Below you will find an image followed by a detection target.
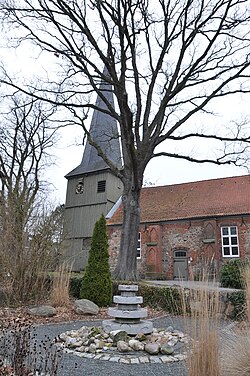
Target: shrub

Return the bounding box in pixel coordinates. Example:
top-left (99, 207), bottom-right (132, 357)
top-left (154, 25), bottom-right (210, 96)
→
top-left (70, 275), bottom-right (83, 298)
top-left (228, 290), bottom-right (246, 320)
top-left (112, 282), bottom-right (184, 315)
top-left (0, 319), bottom-right (62, 375)
top-left (80, 214), bottom-right (112, 306)
top-left (139, 284), bottom-right (184, 315)
top-left (220, 259), bottom-right (247, 289)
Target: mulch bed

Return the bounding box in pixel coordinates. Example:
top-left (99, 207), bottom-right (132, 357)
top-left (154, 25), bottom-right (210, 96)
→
top-left (0, 305), bottom-right (167, 327)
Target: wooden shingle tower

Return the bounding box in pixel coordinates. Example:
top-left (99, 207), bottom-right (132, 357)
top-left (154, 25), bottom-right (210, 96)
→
top-left (63, 71), bottom-right (122, 271)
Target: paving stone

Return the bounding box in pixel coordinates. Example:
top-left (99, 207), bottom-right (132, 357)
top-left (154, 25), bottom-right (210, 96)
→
top-left (82, 353), bottom-right (95, 359)
top-left (119, 358), bottom-right (131, 364)
top-left (109, 356), bottom-right (120, 362)
top-left (174, 353), bottom-right (187, 361)
top-left (139, 356), bottom-right (150, 363)
top-left (130, 358), bottom-right (140, 364)
top-left (93, 354), bottom-right (103, 360)
top-left (149, 356), bottom-right (162, 363)
top-left (161, 355), bottom-right (176, 363)
top-left (101, 355), bottom-right (111, 361)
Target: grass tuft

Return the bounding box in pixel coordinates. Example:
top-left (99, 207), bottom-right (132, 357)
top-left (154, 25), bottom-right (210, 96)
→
top-left (181, 272), bottom-right (221, 376)
top-left (50, 262), bottom-right (72, 307)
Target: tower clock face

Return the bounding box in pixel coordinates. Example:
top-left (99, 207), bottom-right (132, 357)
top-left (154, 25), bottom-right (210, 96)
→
top-left (75, 181), bottom-right (84, 194)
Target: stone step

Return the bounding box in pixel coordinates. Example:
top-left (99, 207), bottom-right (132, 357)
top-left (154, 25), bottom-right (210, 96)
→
top-left (113, 296), bottom-right (143, 305)
top-left (108, 307), bottom-right (148, 319)
top-left (102, 319), bottom-right (153, 335)
top-left (118, 285), bottom-right (138, 292)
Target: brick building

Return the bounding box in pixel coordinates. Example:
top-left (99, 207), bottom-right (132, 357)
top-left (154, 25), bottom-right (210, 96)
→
top-left (107, 175), bottom-right (250, 280)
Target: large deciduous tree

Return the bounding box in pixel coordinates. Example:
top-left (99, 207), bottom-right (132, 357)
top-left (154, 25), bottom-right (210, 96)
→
top-left (1, 0), bottom-right (250, 280)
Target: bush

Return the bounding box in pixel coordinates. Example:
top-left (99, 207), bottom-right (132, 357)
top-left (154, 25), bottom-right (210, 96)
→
top-left (112, 281), bottom-right (184, 315)
top-left (139, 284), bottom-right (184, 315)
top-left (80, 214), bottom-right (112, 306)
top-left (70, 275), bottom-right (83, 298)
top-left (220, 259), bottom-right (247, 289)
top-left (228, 290), bottom-right (246, 320)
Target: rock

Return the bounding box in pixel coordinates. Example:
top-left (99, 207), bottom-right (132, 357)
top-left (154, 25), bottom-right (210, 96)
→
top-left (69, 330), bottom-right (81, 338)
top-left (89, 343), bottom-right (96, 353)
top-left (78, 326), bottom-right (89, 336)
top-left (95, 340), bottom-right (106, 349)
top-left (166, 326), bottom-right (174, 332)
top-left (172, 330), bottom-right (184, 338)
top-left (27, 305), bottom-right (56, 317)
top-left (58, 333), bottom-right (68, 342)
top-left (66, 337), bottom-right (79, 348)
top-left (144, 342), bottom-right (160, 355)
top-left (77, 346), bottom-right (86, 352)
top-left (109, 330), bottom-right (128, 343)
top-left (74, 299), bottom-right (99, 315)
top-left (117, 340), bottom-right (131, 352)
top-left (87, 337), bottom-right (95, 345)
top-left (168, 338), bottom-right (178, 347)
top-left (69, 340), bottom-right (83, 348)
top-left (128, 339), bottom-right (144, 351)
top-left (160, 344), bottom-right (174, 355)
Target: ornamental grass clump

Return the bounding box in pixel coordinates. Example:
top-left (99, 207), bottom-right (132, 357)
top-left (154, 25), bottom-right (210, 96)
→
top-left (182, 272), bottom-right (222, 376)
top-left (221, 264), bottom-right (250, 376)
top-left (80, 214), bottom-right (112, 307)
top-left (50, 262), bottom-right (72, 307)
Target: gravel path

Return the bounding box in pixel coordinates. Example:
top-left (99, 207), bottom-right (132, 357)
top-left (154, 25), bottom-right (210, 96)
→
top-left (33, 316), bottom-right (188, 376)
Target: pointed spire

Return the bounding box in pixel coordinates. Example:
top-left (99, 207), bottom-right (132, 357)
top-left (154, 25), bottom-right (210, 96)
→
top-left (65, 67), bottom-right (122, 178)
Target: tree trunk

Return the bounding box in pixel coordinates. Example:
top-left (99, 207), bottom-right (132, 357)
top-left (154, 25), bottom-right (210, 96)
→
top-left (113, 182), bottom-right (141, 281)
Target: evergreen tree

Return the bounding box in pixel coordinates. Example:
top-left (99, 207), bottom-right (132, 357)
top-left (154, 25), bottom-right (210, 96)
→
top-left (80, 214), bottom-right (112, 306)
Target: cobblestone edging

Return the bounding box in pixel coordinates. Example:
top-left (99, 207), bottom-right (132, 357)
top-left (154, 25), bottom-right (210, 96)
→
top-left (63, 347), bottom-right (188, 364)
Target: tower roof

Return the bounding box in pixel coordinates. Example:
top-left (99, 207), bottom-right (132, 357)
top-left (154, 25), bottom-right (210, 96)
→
top-left (65, 70), bottom-right (122, 179)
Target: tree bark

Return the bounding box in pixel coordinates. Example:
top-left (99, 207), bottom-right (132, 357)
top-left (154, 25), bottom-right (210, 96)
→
top-left (113, 181), bottom-right (141, 281)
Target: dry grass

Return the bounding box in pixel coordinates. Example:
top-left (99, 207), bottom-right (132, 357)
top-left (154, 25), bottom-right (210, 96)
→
top-left (221, 330), bottom-right (250, 376)
top-left (221, 264), bottom-right (250, 376)
top-left (182, 273), bottom-right (221, 376)
top-left (0, 246), bottom-right (53, 306)
top-left (50, 262), bottom-right (72, 307)
top-left (243, 265), bottom-right (250, 321)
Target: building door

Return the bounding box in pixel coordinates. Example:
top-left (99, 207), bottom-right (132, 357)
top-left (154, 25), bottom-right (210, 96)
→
top-left (174, 251), bottom-right (188, 280)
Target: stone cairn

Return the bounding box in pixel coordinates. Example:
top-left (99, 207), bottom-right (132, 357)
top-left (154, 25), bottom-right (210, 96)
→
top-left (56, 284), bottom-right (189, 363)
top-left (102, 284), bottom-right (153, 335)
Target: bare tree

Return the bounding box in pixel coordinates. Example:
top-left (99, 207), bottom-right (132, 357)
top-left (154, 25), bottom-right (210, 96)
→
top-left (0, 93), bottom-right (60, 302)
top-left (1, 0), bottom-right (250, 280)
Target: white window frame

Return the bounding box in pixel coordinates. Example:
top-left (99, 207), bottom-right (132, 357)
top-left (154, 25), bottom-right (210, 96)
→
top-left (137, 232), bottom-right (141, 259)
top-left (221, 226), bottom-right (239, 258)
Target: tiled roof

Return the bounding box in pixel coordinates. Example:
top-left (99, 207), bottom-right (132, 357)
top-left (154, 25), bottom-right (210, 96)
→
top-left (108, 175), bottom-right (250, 225)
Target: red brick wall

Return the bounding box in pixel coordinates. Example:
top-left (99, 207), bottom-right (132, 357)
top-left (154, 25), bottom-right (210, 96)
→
top-left (108, 215), bottom-right (250, 280)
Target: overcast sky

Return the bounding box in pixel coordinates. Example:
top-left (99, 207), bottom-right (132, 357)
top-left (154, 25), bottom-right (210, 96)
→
top-left (46, 122), bottom-right (248, 205)
top-left (1, 24), bottom-right (249, 205)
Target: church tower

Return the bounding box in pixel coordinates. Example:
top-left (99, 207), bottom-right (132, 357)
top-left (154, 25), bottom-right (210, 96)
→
top-left (63, 72), bottom-right (122, 271)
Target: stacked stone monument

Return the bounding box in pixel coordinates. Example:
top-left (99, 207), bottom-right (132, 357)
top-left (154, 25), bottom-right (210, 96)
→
top-left (102, 284), bottom-right (153, 335)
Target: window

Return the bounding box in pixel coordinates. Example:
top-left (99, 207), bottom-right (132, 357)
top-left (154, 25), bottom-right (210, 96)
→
top-left (221, 226), bottom-right (239, 257)
top-left (137, 232), bottom-right (141, 259)
top-left (174, 251), bottom-right (187, 258)
top-left (97, 180), bottom-right (106, 193)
